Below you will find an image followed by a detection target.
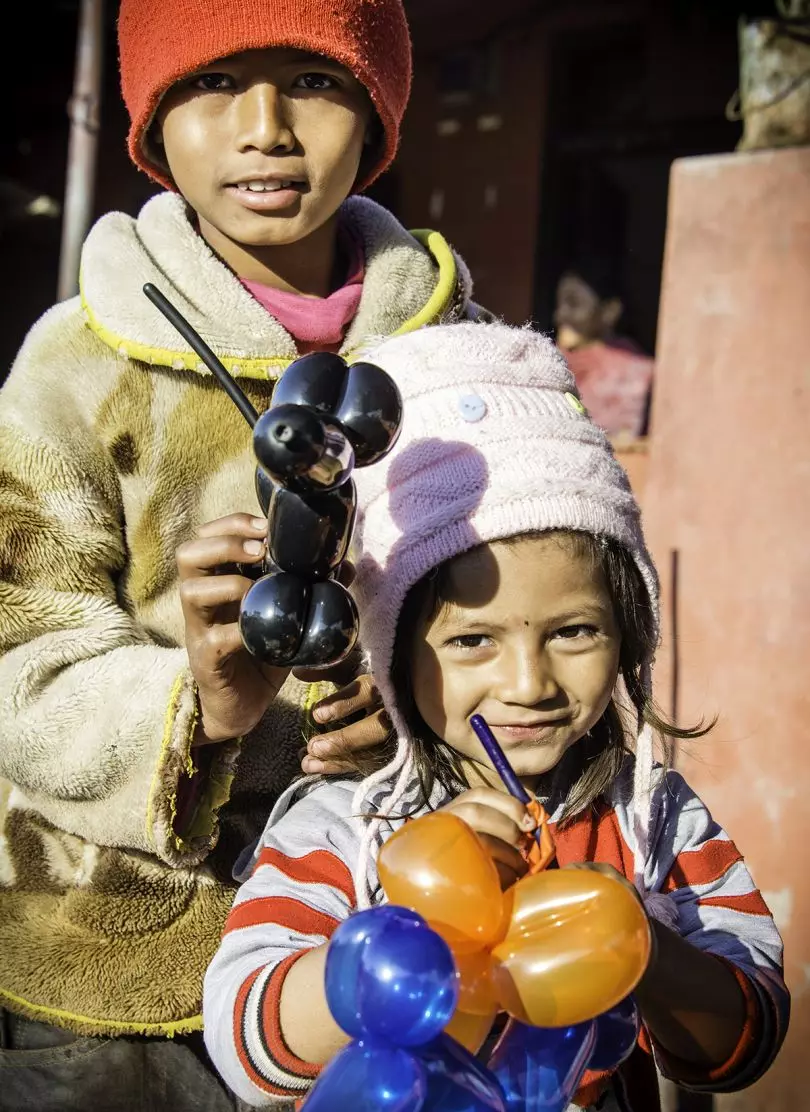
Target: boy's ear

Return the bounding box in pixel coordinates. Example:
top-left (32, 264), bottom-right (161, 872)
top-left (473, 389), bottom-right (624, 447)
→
top-left (142, 121), bottom-right (173, 181)
top-left (356, 114), bottom-right (385, 187)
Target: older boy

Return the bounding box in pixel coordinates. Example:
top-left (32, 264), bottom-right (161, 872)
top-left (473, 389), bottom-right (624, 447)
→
top-left (0, 1), bottom-right (486, 1108)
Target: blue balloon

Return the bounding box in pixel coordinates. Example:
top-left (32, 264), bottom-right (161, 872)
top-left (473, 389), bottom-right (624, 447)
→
top-left (324, 905), bottom-right (410, 1037)
top-left (325, 905), bottom-right (459, 1047)
top-left (488, 1020), bottom-right (596, 1112)
top-left (301, 1040), bottom-right (427, 1112)
top-left (588, 996), bottom-right (640, 1072)
top-left (421, 1033), bottom-right (507, 1111)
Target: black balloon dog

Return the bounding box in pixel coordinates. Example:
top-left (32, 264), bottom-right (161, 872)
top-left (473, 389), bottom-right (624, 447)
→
top-left (143, 283), bottom-right (403, 669)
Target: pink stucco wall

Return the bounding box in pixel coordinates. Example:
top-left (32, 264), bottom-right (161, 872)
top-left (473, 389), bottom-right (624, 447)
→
top-left (641, 147), bottom-right (810, 1109)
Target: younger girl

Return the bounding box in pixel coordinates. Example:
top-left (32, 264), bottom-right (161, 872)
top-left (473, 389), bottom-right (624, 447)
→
top-left (203, 323), bottom-right (789, 1110)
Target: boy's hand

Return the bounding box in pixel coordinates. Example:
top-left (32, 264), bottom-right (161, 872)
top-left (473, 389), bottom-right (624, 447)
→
top-left (300, 673), bottom-right (392, 775)
top-left (177, 513), bottom-right (289, 745)
top-left (440, 787), bottom-right (535, 890)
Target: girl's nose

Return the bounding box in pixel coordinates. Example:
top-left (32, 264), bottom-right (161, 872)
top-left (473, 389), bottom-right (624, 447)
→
top-left (495, 647), bottom-right (561, 706)
top-left (234, 83), bottom-right (295, 154)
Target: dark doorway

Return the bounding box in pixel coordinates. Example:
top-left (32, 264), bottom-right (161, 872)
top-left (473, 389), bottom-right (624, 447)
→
top-left (533, 3), bottom-right (749, 355)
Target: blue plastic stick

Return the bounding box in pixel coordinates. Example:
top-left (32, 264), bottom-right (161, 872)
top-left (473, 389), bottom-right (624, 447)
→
top-left (469, 714), bottom-right (532, 804)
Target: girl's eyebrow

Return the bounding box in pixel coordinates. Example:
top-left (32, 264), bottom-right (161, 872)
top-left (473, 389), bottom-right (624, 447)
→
top-left (434, 602), bottom-right (611, 631)
top-left (546, 605), bottom-right (611, 624)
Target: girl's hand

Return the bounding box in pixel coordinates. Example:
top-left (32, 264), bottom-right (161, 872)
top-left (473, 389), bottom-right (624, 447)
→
top-left (301, 673), bottom-right (392, 775)
top-left (565, 860), bottom-right (642, 900)
top-left (177, 513), bottom-right (289, 744)
top-left (440, 787), bottom-right (535, 890)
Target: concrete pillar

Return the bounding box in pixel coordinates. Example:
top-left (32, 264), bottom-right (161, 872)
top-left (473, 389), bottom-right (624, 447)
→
top-left (643, 147), bottom-right (810, 1110)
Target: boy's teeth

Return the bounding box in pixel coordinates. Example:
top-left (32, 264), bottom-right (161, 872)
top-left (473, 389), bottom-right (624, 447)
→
top-left (237, 181), bottom-right (292, 192)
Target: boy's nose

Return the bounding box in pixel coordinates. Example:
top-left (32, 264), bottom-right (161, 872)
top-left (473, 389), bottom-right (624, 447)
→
top-left (235, 83), bottom-right (295, 154)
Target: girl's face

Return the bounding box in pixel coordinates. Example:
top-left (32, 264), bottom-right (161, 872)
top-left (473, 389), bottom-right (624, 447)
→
top-left (156, 48), bottom-right (373, 269)
top-left (410, 534), bottom-right (621, 788)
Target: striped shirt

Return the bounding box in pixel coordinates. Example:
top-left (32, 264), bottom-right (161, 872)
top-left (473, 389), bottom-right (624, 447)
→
top-left (202, 764), bottom-right (788, 1110)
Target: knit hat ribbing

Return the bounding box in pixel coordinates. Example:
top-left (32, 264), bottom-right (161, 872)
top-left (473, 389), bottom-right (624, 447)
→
top-left (350, 323), bottom-right (661, 904)
top-left (117, 0), bottom-right (412, 192)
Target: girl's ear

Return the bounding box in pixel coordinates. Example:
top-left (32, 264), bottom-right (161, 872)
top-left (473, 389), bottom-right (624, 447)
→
top-left (600, 296), bottom-right (624, 332)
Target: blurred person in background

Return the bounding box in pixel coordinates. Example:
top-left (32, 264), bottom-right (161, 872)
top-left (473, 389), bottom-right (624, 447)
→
top-left (555, 258), bottom-right (654, 439)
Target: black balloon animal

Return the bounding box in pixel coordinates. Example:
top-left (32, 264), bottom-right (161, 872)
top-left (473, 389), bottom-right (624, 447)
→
top-left (143, 283), bottom-right (402, 668)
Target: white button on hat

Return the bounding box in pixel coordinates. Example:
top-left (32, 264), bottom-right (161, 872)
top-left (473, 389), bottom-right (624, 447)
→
top-left (458, 393), bottom-right (487, 422)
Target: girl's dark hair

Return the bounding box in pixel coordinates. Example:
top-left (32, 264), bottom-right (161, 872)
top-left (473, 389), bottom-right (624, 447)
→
top-left (347, 530), bottom-right (711, 824)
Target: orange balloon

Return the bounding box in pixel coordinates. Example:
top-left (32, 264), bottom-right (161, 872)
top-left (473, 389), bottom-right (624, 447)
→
top-left (444, 1006), bottom-right (498, 1054)
top-left (490, 868), bottom-right (652, 1027)
top-left (451, 947), bottom-right (499, 1015)
top-left (377, 812), bottom-right (506, 950)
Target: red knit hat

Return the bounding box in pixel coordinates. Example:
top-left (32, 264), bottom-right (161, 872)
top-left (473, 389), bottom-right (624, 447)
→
top-left (118, 0), bottom-right (412, 192)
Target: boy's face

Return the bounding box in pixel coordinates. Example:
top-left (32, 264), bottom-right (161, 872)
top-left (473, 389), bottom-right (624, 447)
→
top-left (155, 48), bottom-right (373, 265)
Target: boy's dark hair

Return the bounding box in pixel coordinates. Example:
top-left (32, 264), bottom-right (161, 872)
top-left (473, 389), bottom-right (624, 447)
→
top-left (342, 530), bottom-right (710, 822)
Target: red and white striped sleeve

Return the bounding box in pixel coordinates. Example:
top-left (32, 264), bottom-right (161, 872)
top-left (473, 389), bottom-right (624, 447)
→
top-left (645, 771), bottom-right (790, 1092)
top-left (202, 779), bottom-right (362, 1107)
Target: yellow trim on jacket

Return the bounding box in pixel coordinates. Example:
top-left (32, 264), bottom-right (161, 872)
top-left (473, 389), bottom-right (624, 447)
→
top-left (80, 228), bottom-right (457, 378)
top-left (0, 986), bottom-right (203, 1037)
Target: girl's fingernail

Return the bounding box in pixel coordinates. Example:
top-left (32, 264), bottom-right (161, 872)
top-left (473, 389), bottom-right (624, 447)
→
top-left (521, 814), bottom-right (537, 831)
top-left (243, 539), bottom-right (264, 555)
top-left (312, 706), bottom-right (332, 724)
top-left (251, 518), bottom-right (266, 530)
top-left (309, 741), bottom-right (331, 758)
top-left (302, 757), bottom-right (325, 774)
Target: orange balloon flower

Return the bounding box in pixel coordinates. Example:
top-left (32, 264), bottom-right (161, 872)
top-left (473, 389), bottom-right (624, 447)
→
top-left (377, 810), bottom-right (650, 1050)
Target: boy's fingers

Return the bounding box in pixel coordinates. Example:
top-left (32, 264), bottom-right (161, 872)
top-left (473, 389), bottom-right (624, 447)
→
top-left (305, 707), bottom-right (392, 763)
top-left (179, 574), bottom-right (254, 615)
top-left (196, 514), bottom-right (267, 539)
top-left (176, 535), bottom-right (265, 580)
top-left (310, 674), bottom-right (382, 724)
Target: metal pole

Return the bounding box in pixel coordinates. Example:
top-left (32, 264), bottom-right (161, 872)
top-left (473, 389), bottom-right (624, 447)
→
top-left (57, 0), bottom-right (104, 301)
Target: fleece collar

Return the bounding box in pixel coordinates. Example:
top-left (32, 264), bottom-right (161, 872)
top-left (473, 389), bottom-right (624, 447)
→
top-left (79, 193), bottom-right (465, 380)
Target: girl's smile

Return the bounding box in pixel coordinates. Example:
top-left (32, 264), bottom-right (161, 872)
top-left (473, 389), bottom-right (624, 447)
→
top-left (409, 533), bottom-right (622, 789)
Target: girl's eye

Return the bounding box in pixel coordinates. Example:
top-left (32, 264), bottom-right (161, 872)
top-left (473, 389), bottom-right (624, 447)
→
top-left (193, 72), bottom-right (235, 91)
top-left (447, 634), bottom-right (492, 651)
top-left (294, 72), bottom-right (338, 91)
top-left (553, 624), bottom-right (598, 641)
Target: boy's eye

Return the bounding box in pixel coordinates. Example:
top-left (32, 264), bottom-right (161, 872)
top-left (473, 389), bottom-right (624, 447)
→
top-left (294, 72), bottom-right (338, 91)
top-left (193, 72), bottom-right (235, 92)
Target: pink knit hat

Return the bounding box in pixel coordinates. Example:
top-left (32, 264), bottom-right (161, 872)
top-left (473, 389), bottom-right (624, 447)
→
top-left (350, 322), bottom-right (663, 908)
